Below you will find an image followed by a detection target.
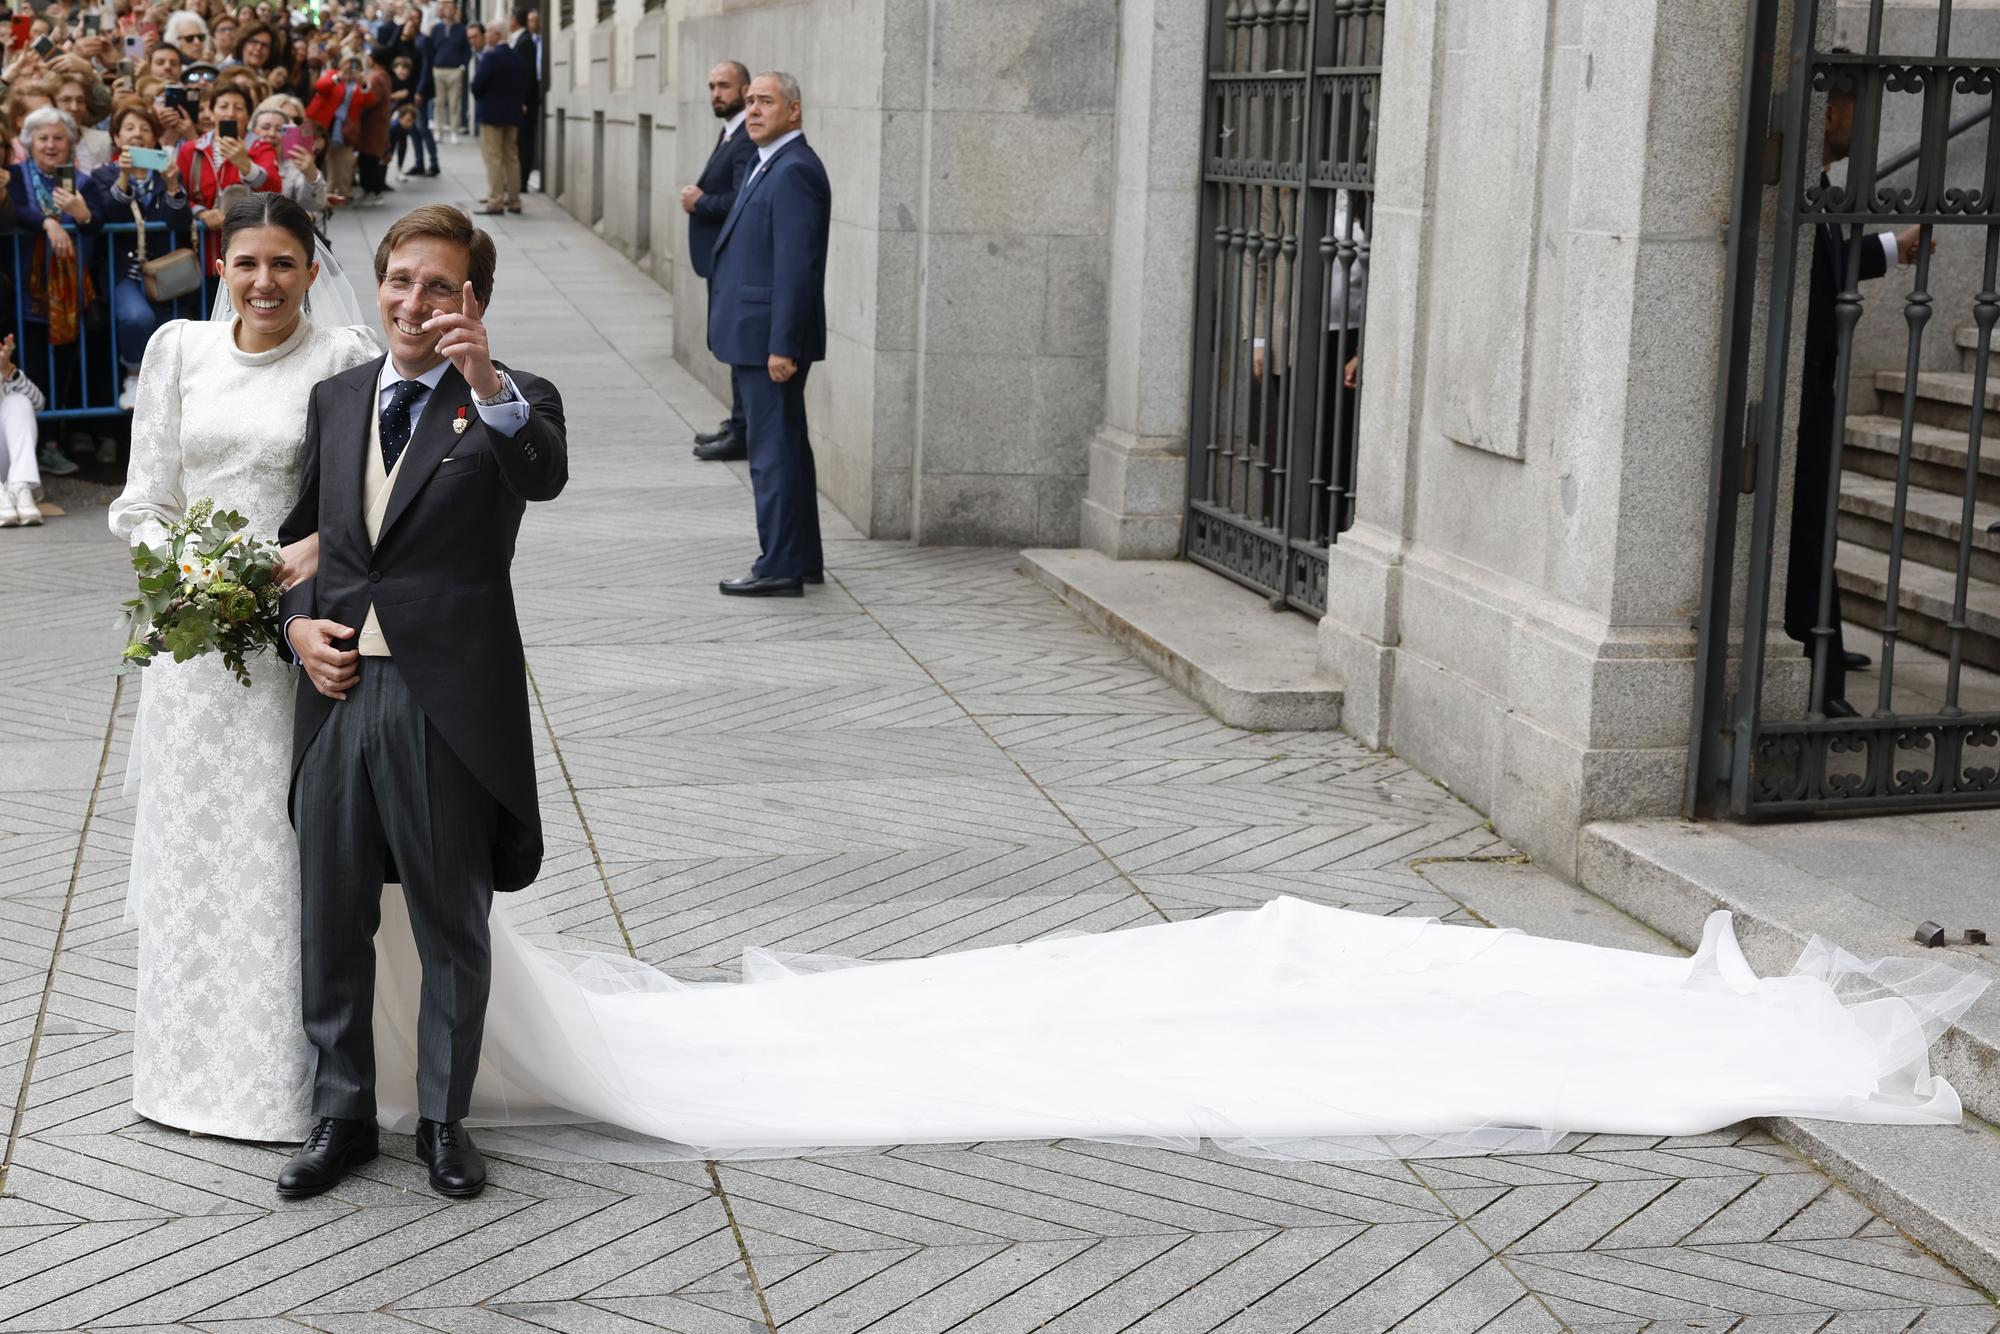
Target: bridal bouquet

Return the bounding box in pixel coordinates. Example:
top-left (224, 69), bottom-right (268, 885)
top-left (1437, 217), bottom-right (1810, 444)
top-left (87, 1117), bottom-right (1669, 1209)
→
top-left (118, 498), bottom-right (286, 686)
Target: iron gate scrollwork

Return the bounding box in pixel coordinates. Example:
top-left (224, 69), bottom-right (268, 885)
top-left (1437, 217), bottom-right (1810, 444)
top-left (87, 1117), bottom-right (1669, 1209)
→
top-left (1690, 0), bottom-right (2000, 817)
top-left (1184, 0), bottom-right (1380, 617)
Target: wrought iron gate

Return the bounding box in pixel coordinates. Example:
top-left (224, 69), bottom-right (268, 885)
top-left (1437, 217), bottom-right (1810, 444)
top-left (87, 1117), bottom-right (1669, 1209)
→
top-left (1183, 0), bottom-right (1380, 617)
top-left (1689, 0), bottom-right (2000, 816)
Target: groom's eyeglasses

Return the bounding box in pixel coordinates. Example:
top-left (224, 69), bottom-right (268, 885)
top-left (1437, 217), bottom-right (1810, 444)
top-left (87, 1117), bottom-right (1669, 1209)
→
top-left (379, 274), bottom-right (462, 306)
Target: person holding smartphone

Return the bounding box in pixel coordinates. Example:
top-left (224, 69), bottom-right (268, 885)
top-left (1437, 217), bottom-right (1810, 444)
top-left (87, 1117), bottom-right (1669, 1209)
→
top-left (251, 96), bottom-right (322, 213)
top-left (7, 105), bottom-right (102, 437)
top-left (173, 80), bottom-right (277, 257)
top-left (87, 102), bottom-right (187, 409)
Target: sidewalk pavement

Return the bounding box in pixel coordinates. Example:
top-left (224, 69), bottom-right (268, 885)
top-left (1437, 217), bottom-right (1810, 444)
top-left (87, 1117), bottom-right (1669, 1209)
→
top-left (2, 145), bottom-right (1996, 1332)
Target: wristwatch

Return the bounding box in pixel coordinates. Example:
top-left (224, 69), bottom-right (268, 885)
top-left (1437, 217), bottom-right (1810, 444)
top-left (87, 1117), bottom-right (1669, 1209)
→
top-left (473, 380), bottom-right (515, 407)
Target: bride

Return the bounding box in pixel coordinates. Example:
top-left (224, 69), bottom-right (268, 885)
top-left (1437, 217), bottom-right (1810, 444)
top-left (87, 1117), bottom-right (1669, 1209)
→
top-left (111, 199), bottom-right (1988, 1183)
top-left (111, 195), bottom-right (378, 1141)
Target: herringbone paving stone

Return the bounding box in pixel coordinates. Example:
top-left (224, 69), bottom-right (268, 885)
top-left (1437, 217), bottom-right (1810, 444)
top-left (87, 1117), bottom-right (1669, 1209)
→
top-left (4, 153), bottom-right (1995, 1333)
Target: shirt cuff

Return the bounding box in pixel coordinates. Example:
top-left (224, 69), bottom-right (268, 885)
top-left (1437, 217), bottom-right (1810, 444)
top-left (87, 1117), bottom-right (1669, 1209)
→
top-left (282, 613), bottom-right (308, 665)
top-left (473, 370), bottom-right (531, 437)
top-left (1882, 231), bottom-right (1902, 269)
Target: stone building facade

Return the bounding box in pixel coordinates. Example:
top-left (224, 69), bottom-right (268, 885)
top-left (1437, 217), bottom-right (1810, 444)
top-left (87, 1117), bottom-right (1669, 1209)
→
top-left (537, 0), bottom-right (1996, 875)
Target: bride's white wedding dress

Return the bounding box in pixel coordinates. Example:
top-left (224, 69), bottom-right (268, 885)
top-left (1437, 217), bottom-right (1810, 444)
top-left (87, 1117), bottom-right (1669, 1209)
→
top-left (114, 321), bottom-right (1987, 1159)
top-left (112, 316), bottom-right (383, 1140)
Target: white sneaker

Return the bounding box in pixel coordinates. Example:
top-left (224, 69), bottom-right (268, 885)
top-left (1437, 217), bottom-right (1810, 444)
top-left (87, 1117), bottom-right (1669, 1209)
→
top-left (0, 485), bottom-right (17, 527)
top-left (10, 483), bottom-right (39, 526)
top-left (119, 372), bottom-right (139, 411)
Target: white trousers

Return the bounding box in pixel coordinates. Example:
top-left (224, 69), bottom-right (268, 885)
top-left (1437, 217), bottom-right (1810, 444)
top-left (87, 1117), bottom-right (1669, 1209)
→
top-left (1, 395), bottom-right (38, 489)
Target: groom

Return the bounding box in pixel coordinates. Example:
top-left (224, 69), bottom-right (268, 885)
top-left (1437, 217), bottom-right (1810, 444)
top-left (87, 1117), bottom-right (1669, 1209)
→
top-left (275, 205), bottom-right (568, 1200)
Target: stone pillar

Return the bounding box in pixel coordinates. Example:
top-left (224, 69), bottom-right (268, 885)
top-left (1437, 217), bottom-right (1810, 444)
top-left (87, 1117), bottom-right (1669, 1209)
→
top-left (1079, 0), bottom-right (1207, 559)
top-left (1317, 0), bottom-right (1751, 879)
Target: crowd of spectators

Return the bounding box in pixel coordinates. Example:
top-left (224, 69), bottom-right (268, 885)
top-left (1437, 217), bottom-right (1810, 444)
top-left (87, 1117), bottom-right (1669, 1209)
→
top-left (0, 0), bottom-right (544, 529)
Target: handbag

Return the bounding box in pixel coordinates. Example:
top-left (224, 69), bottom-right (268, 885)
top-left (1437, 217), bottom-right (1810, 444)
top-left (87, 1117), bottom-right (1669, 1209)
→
top-left (131, 198), bottom-right (201, 303)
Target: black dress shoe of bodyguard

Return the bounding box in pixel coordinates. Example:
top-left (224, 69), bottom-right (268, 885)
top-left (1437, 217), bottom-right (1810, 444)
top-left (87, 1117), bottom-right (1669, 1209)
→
top-left (417, 1118), bottom-right (488, 1198)
top-left (693, 434), bottom-right (747, 462)
top-left (1842, 650), bottom-right (1872, 672)
top-left (720, 572), bottom-right (805, 597)
top-left (1822, 697), bottom-right (1861, 719)
top-left (276, 1116), bottom-right (378, 1198)
top-left (693, 420), bottom-right (735, 445)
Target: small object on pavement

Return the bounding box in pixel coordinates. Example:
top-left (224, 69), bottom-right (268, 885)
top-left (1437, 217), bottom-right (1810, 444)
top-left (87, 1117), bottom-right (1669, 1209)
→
top-left (1914, 920), bottom-right (1945, 948)
top-left (1967, 928), bottom-right (1989, 946)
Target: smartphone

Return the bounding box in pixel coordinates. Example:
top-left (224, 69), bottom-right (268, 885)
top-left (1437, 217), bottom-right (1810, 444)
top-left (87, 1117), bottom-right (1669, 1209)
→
top-left (161, 83), bottom-right (189, 110)
top-left (127, 145), bottom-right (170, 170)
top-left (219, 117), bottom-right (239, 140)
top-left (56, 166), bottom-right (73, 192)
top-left (31, 32), bottom-right (52, 55)
top-left (279, 124), bottom-right (310, 160)
top-left (115, 56), bottom-right (132, 78)
top-left (81, 11), bottom-right (98, 32)
top-left (122, 30), bottom-right (142, 60)
top-left (9, 14), bottom-right (30, 46)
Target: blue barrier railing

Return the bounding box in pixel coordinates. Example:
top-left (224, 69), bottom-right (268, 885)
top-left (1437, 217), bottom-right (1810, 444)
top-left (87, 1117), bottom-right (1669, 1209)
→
top-left (6, 218), bottom-right (218, 421)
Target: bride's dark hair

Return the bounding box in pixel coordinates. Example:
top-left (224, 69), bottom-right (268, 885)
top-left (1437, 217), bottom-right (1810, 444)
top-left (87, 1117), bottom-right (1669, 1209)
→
top-left (219, 192), bottom-right (317, 262)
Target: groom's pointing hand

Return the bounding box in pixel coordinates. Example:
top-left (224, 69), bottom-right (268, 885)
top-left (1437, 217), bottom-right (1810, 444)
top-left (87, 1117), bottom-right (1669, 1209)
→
top-left (424, 281), bottom-right (504, 400)
top-left (289, 618), bottom-right (360, 700)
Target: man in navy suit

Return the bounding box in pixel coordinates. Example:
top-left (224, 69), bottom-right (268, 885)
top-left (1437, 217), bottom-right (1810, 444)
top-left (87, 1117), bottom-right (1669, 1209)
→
top-left (681, 60), bottom-right (758, 461)
top-left (471, 25), bottom-right (528, 215)
top-left (707, 70), bottom-right (830, 597)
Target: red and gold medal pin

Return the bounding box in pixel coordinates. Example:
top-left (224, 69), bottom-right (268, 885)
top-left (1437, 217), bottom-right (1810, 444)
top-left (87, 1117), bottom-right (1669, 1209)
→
top-left (454, 405), bottom-right (469, 435)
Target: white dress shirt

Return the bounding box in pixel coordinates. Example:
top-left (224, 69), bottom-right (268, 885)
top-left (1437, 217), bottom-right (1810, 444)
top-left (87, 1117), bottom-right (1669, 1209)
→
top-left (721, 109), bottom-right (747, 143)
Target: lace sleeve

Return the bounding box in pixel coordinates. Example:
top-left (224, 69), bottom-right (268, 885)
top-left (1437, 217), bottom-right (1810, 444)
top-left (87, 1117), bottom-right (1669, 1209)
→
top-left (109, 320), bottom-right (189, 553)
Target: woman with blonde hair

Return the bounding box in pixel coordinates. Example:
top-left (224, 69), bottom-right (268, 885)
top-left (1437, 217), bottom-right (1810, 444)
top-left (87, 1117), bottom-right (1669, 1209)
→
top-left (252, 95), bottom-right (325, 214)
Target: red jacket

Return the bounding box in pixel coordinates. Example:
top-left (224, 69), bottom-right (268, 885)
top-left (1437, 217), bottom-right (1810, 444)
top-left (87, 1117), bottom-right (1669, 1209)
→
top-left (306, 70), bottom-right (379, 145)
top-left (176, 135), bottom-right (282, 210)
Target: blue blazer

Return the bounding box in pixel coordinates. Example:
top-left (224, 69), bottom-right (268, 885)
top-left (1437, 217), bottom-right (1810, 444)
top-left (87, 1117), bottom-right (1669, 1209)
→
top-left (687, 122), bottom-right (757, 280)
top-left (706, 135), bottom-right (830, 367)
top-left (470, 43), bottom-right (528, 128)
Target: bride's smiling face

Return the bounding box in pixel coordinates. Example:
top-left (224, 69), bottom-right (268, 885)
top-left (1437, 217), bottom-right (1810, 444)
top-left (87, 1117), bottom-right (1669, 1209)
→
top-left (219, 226), bottom-right (320, 342)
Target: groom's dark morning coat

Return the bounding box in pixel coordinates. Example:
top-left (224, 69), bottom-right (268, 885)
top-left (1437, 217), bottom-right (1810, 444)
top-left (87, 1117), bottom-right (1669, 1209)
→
top-left (279, 357), bottom-right (567, 894)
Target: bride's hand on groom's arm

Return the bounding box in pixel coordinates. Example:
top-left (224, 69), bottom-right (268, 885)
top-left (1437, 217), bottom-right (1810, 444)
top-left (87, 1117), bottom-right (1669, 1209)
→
top-left (275, 533), bottom-right (319, 591)
top-left (287, 618), bottom-right (359, 700)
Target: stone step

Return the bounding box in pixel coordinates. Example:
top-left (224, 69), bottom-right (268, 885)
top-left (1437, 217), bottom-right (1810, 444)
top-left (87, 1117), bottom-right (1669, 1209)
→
top-left (1578, 819), bottom-right (2000, 1296)
top-left (1842, 413), bottom-right (2000, 506)
top-left (1874, 368), bottom-right (2000, 435)
top-left (1837, 471), bottom-right (2000, 584)
top-left (1951, 324), bottom-right (2000, 375)
top-left (1018, 549), bottom-right (1343, 730)
top-left (1835, 538), bottom-right (2000, 671)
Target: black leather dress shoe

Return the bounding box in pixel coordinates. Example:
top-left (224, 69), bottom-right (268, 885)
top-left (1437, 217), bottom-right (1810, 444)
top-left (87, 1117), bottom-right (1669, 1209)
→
top-left (1822, 697), bottom-right (1861, 719)
top-left (720, 572), bottom-right (804, 597)
top-left (693, 434), bottom-right (747, 462)
top-left (1842, 651), bottom-right (1872, 672)
top-left (693, 420), bottom-right (735, 445)
top-left (277, 1116), bottom-right (378, 1199)
top-left (416, 1118), bottom-right (488, 1198)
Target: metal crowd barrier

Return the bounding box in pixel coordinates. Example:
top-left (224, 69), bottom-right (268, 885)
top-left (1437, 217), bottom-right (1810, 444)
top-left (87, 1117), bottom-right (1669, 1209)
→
top-left (5, 218), bottom-right (217, 421)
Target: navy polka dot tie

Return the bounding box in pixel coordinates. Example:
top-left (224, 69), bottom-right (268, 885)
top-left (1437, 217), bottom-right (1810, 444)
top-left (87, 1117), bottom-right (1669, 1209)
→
top-left (381, 380), bottom-right (426, 473)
